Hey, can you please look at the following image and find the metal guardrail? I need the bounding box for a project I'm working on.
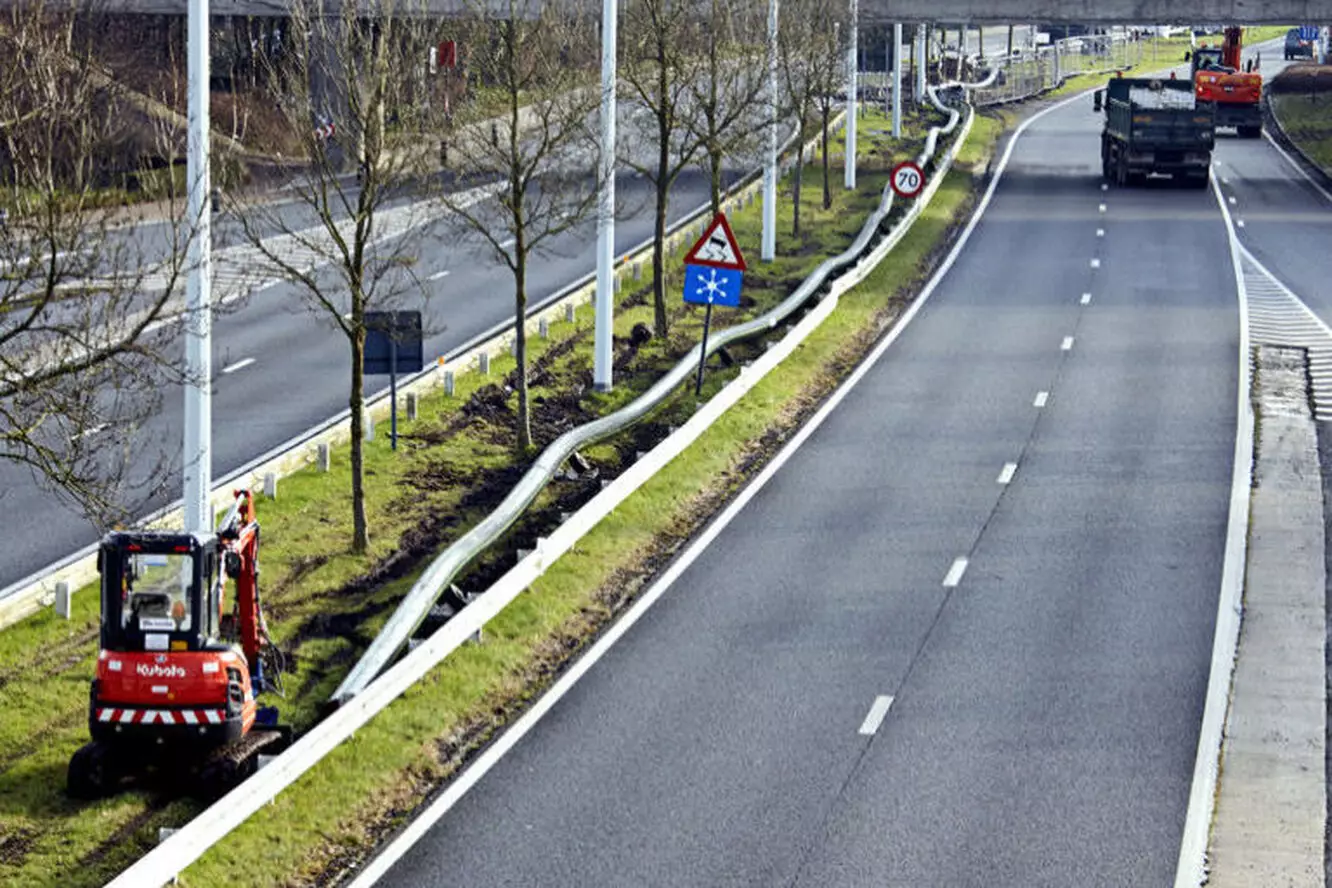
[107,70,996,888]
[333,67,998,703]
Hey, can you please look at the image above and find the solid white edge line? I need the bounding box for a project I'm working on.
[1034,391,1049,408]
[997,462,1017,485]
[1262,130,1332,205]
[1171,165,1255,888]
[221,357,255,375]
[349,87,1096,888]
[857,695,895,736]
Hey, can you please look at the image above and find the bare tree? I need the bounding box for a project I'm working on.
[230,0,447,553]
[443,0,599,451]
[778,0,844,234]
[0,3,191,525]
[685,0,769,217]
[621,0,706,337]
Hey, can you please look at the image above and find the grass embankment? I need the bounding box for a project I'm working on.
[1270,64,1332,174]
[0,101,978,887]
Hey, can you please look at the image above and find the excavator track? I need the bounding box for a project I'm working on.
[199,729,286,799]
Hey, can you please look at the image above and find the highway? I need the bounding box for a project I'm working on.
[362,74,1246,885]
[0,101,787,588]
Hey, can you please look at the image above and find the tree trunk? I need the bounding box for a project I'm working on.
[709,149,724,217]
[348,325,369,554]
[652,40,671,338]
[792,143,802,237]
[653,176,669,335]
[821,107,831,210]
[514,245,531,451]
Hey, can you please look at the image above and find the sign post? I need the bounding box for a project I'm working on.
[363,311,425,451]
[682,213,747,396]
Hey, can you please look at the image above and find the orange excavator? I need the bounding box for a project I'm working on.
[67,490,289,799]
[1189,27,1263,138]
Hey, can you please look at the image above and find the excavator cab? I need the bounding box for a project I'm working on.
[98,532,222,655]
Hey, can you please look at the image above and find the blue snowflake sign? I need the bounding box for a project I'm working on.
[683,264,744,307]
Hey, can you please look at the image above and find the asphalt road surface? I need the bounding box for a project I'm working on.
[0,100,790,588]
[365,77,1243,886]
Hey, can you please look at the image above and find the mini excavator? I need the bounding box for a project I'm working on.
[67,490,289,798]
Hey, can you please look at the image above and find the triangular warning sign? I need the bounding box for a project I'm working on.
[684,213,747,272]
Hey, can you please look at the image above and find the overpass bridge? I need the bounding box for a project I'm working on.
[53,0,1332,22]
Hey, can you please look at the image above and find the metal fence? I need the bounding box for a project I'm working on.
[972,34,1147,106]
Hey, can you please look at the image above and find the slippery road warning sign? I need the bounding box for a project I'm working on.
[682,212,748,396]
[684,213,748,271]
[890,161,925,199]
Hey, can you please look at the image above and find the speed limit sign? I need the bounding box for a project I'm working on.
[891,161,925,199]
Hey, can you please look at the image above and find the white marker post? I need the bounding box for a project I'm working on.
[761,0,778,261]
[183,0,212,534]
[594,0,617,391]
[844,0,857,190]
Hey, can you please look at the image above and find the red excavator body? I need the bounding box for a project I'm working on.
[1190,27,1264,138]
[68,491,288,798]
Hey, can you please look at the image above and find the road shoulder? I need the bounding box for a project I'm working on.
[1208,345,1327,886]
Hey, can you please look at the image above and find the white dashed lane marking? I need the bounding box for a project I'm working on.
[942,558,969,588]
[858,696,895,736]
[221,357,255,374]
[1034,391,1049,408]
[997,462,1017,485]
[1061,336,1075,351]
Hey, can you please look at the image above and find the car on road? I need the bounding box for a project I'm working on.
[1286,28,1316,60]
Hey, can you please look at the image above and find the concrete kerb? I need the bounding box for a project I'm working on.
[0,110,843,631]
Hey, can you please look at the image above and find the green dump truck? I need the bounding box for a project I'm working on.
[1095,77,1215,188]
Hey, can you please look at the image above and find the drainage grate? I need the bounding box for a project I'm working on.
[1242,247,1332,422]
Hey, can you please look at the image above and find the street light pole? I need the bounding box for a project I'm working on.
[892,22,902,138]
[594,0,616,390]
[762,0,778,261]
[183,0,212,534]
[844,0,857,189]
